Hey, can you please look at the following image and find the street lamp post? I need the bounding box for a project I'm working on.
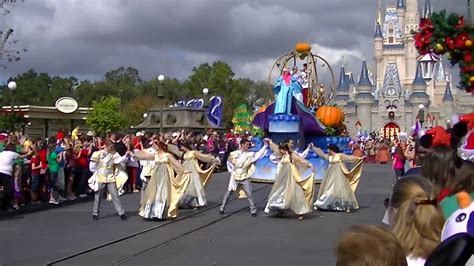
[157,74,165,134]
[7,81,16,132]
[202,88,209,133]
[418,53,439,81]
[418,104,425,128]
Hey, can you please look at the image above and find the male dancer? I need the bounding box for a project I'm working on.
[89,139,128,220]
[219,138,269,217]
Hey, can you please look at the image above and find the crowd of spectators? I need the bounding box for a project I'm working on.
[0,128,245,211]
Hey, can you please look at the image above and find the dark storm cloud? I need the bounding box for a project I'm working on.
[0,0,467,82]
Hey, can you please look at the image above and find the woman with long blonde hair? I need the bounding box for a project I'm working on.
[388,176,445,266]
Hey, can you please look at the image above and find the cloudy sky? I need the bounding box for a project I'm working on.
[0,0,466,83]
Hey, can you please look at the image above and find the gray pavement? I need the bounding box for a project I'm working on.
[0,164,394,266]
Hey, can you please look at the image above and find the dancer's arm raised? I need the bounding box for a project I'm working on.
[167,144,183,158]
[132,150,155,161]
[267,139,282,159]
[312,147,329,161]
[251,138,270,162]
[298,144,312,159]
[194,151,220,164]
[113,151,130,165]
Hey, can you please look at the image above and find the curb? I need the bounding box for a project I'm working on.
[0,195,94,219]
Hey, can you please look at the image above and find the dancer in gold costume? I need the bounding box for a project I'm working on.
[133,141,190,220]
[313,144,364,212]
[264,141,314,220]
[179,141,220,209]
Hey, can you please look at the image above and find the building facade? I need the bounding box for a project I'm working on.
[336,0,474,137]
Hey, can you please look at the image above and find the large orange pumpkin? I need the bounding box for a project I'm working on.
[316,106,344,127]
[295,42,311,53]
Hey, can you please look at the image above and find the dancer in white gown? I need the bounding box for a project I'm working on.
[313,144,364,212]
[264,141,315,220]
[133,141,190,220]
[179,141,220,209]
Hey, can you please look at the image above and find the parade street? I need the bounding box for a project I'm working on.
[0,164,392,266]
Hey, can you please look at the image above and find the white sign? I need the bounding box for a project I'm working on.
[55,97,78,114]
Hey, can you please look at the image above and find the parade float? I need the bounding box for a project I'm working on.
[249,43,352,183]
[136,96,224,131]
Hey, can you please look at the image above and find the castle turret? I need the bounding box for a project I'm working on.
[355,60,375,132]
[335,65,350,105]
[405,0,419,32]
[441,80,454,118]
[410,62,430,126]
[374,23,383,82]
[433,59,448,106]
[397,0,406,35]
[403,0,419,86]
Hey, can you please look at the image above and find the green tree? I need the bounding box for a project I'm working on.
[122,95,158,127]
[86,96,127,136]
[50,75,78,101]
[185,61,241,126]
[139,78,188,102]
[237,79,271,108]
[2,69,52,106]
[1,70,80,107]
[0,112,26,132]
[105,66,142,85]
[185,63,212,96]
[75,80,95,106]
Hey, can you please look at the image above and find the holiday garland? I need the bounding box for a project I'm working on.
[415,11,474,94]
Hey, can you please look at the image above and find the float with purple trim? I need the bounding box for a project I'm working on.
[249,42,353,183]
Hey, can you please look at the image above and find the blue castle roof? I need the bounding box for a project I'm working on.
[412,62,427,86]
[358,60,372,87]
[442,81,454,102]
[410,91,429,99]
[336,65,350,92]
[374,23,383,38]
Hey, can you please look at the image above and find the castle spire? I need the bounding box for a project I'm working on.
[412,62,427,86]
[374,23,383,38]
[435,58,447,81]
[442,81,454,102]
[423,0,432,19]
[358,60,372,87]
[397,0,405,9]
[377,0,383,25]
[337,65,348,91]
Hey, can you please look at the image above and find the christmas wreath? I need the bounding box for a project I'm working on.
[414,11,473,94]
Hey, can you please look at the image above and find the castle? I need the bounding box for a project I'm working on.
[336,0,474,137]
